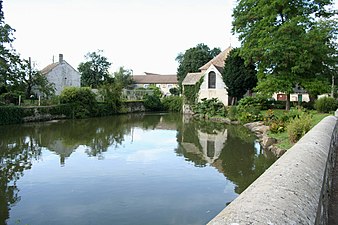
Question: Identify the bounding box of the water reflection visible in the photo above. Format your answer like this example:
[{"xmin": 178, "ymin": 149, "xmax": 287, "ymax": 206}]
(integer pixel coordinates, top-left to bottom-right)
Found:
[
  {"xmin": 0, "ymin": 113, "xmax": 275, "ymax": 225},
  {"xmin": 177, "ymin": 116, "xmax": 276, "ymax": 194}
]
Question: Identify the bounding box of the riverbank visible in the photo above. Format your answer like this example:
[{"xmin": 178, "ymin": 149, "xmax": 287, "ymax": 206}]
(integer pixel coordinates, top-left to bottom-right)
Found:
[{"xmin": 0, "ymin": 101, "xmax": 145, "ymax": 125}]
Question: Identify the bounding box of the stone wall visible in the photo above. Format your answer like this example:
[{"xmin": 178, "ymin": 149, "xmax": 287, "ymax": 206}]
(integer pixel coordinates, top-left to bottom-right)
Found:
[
  {"xmin": 124, "ymin": 101, "xmax": 145, "ymax": 113},
  {"xmin": 208, "ymin": 115, "xmax": 338, "ymax": 225}
]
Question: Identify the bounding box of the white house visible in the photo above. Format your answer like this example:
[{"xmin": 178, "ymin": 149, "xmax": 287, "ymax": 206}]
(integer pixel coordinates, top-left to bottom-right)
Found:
[
  {"xmin": 41, "ymin": 54, "xmax": 81, "ymax": 95},
  {"xmin": 132, "ymin": 72, "xmax": 178, "ymax": 96},
  {"xmin": 182, "ymin": 47, "xmax": 232, "ymax": 113}
]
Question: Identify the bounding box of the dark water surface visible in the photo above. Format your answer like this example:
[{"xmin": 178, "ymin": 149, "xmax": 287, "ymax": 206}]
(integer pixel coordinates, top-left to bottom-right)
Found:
[{"xmin": 0, "ymin": 113, "xmax": 276, "ymax": 225}]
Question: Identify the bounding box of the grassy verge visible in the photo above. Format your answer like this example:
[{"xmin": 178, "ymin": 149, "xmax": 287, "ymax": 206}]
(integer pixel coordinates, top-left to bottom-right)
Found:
[{"xmin": 262, "ymin": 110, "xmax": 331, "ymax": 151}]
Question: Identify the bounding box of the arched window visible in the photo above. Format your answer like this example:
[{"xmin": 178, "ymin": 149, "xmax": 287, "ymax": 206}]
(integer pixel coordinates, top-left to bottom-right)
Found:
[{"xmin": 208, "ymin": 71, "xmax": 216, "ymax": 89}]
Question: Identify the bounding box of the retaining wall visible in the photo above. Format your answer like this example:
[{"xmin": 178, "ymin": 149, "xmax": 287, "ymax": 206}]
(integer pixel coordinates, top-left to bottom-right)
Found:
[{"xmin": 208, "ymin": 116, "xmax": 338, "ymax": 225}]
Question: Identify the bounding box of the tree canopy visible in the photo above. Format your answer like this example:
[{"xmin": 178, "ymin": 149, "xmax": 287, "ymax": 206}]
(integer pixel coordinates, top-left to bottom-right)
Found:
[
  {"xmin": 0, "ymin": 0, "xmax": 21, "ymax": 93},
  {"xmin": 113, "ymin": 66, "xmax": 133, "ymax": 89},
  {"xmin": 222, "ymin": 48, "xmax": 257, "ymax": 104},
  {"xmin": 232, "ymin": 0, "xmax": 337, "ymax": 109},
  {"xmin": 176, "ymin": 43, "xmax": 221, "ymax": 87},
  {"xmin": 78, "ymin": 50, "xmax": 112, "ymax": 88}
]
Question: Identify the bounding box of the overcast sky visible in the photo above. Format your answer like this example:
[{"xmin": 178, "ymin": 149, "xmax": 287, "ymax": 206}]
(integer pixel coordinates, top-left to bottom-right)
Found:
[{"xmin": 4, "ymin": 0, "xmax": 337, "ymax": 75}]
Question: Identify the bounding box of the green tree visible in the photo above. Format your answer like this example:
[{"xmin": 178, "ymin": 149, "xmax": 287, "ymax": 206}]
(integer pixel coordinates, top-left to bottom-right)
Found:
[
  {"xmin": 16, "ymin": 58, "xmax": 55, "ymax": 98},
  {"xmin": 78, "ymin": 50, "xmax": 112, "ymax": 88},
  {"xmin": 176, "ymin": 43, "xmax": 221, "ymax": 88},
  {"xmin": 113, "ymin": 66, "xmax": 133, "ymax": 89},
  {"xmin": 0, "ymin": 0, "xmax": 22, "ymax": 92},
  {"xmin": 222, "ymin": 48, "xmax": 257, "ymax": 105},
  {"xmin": 233, "ymin": 0, "xmax": 337, "ymax": 110}
]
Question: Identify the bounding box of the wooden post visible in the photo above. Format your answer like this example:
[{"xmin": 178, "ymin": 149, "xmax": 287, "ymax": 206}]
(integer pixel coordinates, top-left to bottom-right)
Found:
[
  {"xmin": 19, "ymin": 95, "xmax": 21, "ymax": 106},
  {"xmin": 38, "ymin": 96, "xmax": 41, "ymax": 106}
]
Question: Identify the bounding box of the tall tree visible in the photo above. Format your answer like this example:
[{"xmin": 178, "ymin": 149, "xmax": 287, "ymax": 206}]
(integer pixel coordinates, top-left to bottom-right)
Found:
[
  {"xmin": 232, "ymin": 0, "xmax": 337, "ymax": 110},
  {"xmin": 113, "ymin": 66, "xmax": 133, "ymax": 89},
  {"xmin": 0, "ymin": 0, "xmax": 21, "ymax": 92},
  {"xmin": 78, "ymin": 50, "xmax": 112, "ymax": 88},
  {"xmin": 222, "ymin": 48, "xmax": 257, "ymax": 105},
  {"xmin": 176, "ymin": 43, "xmax": 221, "ymax": 88}
]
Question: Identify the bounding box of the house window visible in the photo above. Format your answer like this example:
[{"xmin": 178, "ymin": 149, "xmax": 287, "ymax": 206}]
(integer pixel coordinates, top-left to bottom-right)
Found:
[
  {"xmin": 208, "ymin": 71, "xmax": 216, "ymax": 89},
  {"xmin": 144, "ymin": 84, "xmax": 149, "ymax": 88},
  {"xmin": 168, "ymin": 84, "xmax": 173, "ymax": 89}
]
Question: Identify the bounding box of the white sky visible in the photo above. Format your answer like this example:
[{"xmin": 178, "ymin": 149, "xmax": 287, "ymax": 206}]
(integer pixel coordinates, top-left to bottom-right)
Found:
[{"xmin": 4, "ymin": 0, "xmax": 338, "ymax": 75}]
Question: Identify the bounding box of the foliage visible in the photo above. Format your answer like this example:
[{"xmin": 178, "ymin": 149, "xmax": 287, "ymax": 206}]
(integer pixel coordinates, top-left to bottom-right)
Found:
[
  {"xmin": 233, "ymin": 0, "xmax": 337, "ymax": 110},
  {"xmin": 222, "ymin": 48, "xmax": 257, "ymax": 103},
  {"xmin": 59, "ymin": 87, "xmax": 97, "ymax": 118},
  {"xmin": 169, "ymin": 87, "xmax": 180, "ymax": 96},
  {"xmin": 0, "ymin": 0, "xmax": 22, "ymax": 93},
  {"xmin": 143, "ymin": 95, "xmax": 163, "ymax": 111},
  {"xmin": 227, "ymin": 106, "xmax": 239, "ymax": 121},
  {"xmin": 0, "ymin": 91, "xmax": 24, "ymax": 105},
  {"xmin": 113, "ymin": 66, "xmax": 133, "ymax": 89},
  {"xmin": 0, "ymin": 106, "xmax": 24, "ymax": 125},
  {"xmin": 99, "ymin": 83, "xmax": 122, "ymax": 113},
  {"xmin": 287, "ymin": 114, "xmax": 312, "ymax": 143},
  {"xmin": 176, "ymin": 43, "xmax": 221, "ymax": 87},
  {"xmin": 237, "ymin": 96, "xmax": 270, "ymax": 110},
  {"xmin": 162, "ymin": 96, "xmax": 182, "ymax": 112},
  {"xmin": 147, "ymin": 85, "xmax": 162, "ymax": 98},
  {"xmin": 193, "ymin": 98, "xmax": 227, "ymax": 118},
  {"xmin": 78, "ymin": 50, "xmax": 112, "ymax": 88},
  {"xmin": 314, "ymin": 97, "xmax": 338, "ymax": 113},
  {"xmin": 237, "ymin": 106, "xmax": 263, "ymax": 124},
  {"xmin": 183, "ymin": 76, "xmax": 204, "ymax": 105}
]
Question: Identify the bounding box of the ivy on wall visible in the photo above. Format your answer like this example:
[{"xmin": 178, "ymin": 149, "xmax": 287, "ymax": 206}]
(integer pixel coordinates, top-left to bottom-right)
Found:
[{"xmin": 183, "ymin": 76, "xmax": 204, "ymax": 106}]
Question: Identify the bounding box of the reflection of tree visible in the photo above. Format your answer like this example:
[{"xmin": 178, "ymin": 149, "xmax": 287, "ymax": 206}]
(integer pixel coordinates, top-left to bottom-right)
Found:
[
  {"xmin": 212, "ymin": 126, "xmax": 276, "ymax": 194},
  {"xmin": 0, "ymin": 126, "xmax": 42, "ymax": 225},
  {"xmin": 176, "ymin": 120, "xmax": 276, "ymax": 194}
]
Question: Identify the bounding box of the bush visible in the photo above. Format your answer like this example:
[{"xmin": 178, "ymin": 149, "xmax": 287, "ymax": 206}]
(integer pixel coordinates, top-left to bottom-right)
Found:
[
  {"xmin": 162, "ymin": 96, "xmax": 182, "ymax": 112},
  {"xmin": 227, "ymin": 106, "xmax": 238, "ymax": 121},
  {"xmin": 60, "ymin": 87, "xmax": 97, "ymax": 118},
  {"xmin": 237, "ymin": 106, "xmax": 263, "ymax": 123},
  {"xmin": 143, "ymin": 95, "xmax": 163, "ymax": 111},
  {"xmin": 0, "ymin": 106, "xmax": 24, "ymax": 125},
  {"xmin": 238, "ymin": 96, "xmax": 269, "ymax": 110},
  {"xmin": 193, "ymin": 98, "xmax": 227, "ymax": 118},
  {"xmin": 287, "ymin": 114, "xmax": 312, "ymax": 143},
  {"xmin": 0, "ymin": 91, "xmax": 25, "ymax": 105},
  {"xmin": 314, "ymin": 97, "xmax": 337, "ymax": 113}
]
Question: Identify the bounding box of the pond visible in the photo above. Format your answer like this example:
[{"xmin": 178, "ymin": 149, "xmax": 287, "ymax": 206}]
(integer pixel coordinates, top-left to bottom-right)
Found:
[{"xmin": 0, "ymin": 113, "xmax": 276, "ymax": 225}]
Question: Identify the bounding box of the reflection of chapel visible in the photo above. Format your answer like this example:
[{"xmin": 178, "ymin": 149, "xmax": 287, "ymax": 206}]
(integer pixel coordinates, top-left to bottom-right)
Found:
[{"xmin": 181, "ymin": 129, "xmax": 228, "ymax": 164}]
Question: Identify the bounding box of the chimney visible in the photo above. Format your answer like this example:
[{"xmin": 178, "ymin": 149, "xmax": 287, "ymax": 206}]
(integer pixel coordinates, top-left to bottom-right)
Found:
[{"xmin": 59, "ymin": 54, "xmax": 63, "ymax": 63}]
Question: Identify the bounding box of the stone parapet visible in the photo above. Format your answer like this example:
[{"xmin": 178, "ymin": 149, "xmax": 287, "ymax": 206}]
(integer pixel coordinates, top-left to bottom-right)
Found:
[{"xmin": 208, "ymin": 116, "xmax": 338, "ymax": 225}]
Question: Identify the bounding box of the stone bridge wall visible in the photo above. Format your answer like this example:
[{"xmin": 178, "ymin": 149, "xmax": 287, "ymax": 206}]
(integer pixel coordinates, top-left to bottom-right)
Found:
[{"xmin": 208, "ymin": 115, "xmax": 338, "ymax": 225}]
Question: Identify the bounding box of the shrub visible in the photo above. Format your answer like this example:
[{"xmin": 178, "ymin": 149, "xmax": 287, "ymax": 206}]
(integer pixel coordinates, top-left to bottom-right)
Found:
[
  {"xmin": 314, "ymin": 97, "xmax": 337, "ymax": 113},
  {"xmin": 0, "ymin": 106, "xmax": 25, "ymax": 125},
  {"xmin": 143, "ymin": 95, "xmax": 163, "ymax": 111},
  {"xmin": 287, "ymin": 114, "xmax": 312, "ymax": 143},
  {"xmin": 227, "ymin": 106, "xmax": 238, "ymax": 121},
  {"xmin": 162, "ymin": 96, "xmax": 182, "ymax": 112},
  {"xmin": 169, "ymin": 87, "xmax": 180, "ymax": 96},
  {"xmin": 238, "ymin": 96, "xmax": 269, "ymax": 110},
  {"xmin": 237, "ymin": 106, "xmax": 263, "ymax": 123},
  {"xmin": 59, "ymin": 87, "xmax": 97, "ymax": 118},
  {"xmin": 193, "ymin": 98, "xmax": 227, "ymax": 118}
]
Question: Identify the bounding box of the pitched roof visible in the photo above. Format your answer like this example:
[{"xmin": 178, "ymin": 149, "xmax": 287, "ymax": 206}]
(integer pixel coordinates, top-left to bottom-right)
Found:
[
  {"xmin": 199, "ymin": 46, "xmax": 232, "ymax": 71},
  {"xmin": 132, "ymin": 74, "xmax": 178, "ymax": 84},
  {"xmin": 41, "ymin": 62, "xmax": 59, "ymax": 75},
  {"xmin": 182, "ymin": 72, "xmax": 203, "ymax": 85}
]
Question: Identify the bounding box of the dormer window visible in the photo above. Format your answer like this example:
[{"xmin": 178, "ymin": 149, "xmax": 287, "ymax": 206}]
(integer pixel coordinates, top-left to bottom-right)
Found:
[{"xmin": 208, "ymin": 71, "xmax": 216, "ymax": 89}]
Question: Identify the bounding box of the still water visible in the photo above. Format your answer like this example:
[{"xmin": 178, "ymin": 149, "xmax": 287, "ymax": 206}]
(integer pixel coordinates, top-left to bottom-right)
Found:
[{"xmin": 0, "ymin": 113, "xmax": 276, "ymax": 225}]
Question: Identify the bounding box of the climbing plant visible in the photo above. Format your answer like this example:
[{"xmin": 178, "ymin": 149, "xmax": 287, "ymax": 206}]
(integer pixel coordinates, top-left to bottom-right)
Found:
[{"xmin": 183, "ymin": 76, "xmax": 204, "ymax": 106}]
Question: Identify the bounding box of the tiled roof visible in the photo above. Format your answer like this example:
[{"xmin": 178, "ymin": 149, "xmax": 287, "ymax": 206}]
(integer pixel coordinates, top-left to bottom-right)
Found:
[
  {"xmin": 182, "ymin": 72, "xmax": 203, "ymax": 85},
  {"xmin": 41, "ymin": 62, "xmax": 59, "ymax": 75},
  {"xmin": 199, "ymin": 46, "xmax": 232, "ymax": 71},
  {"xmin": 132, "ymin": 74, "xmax": 178, "ymax": 84}
]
